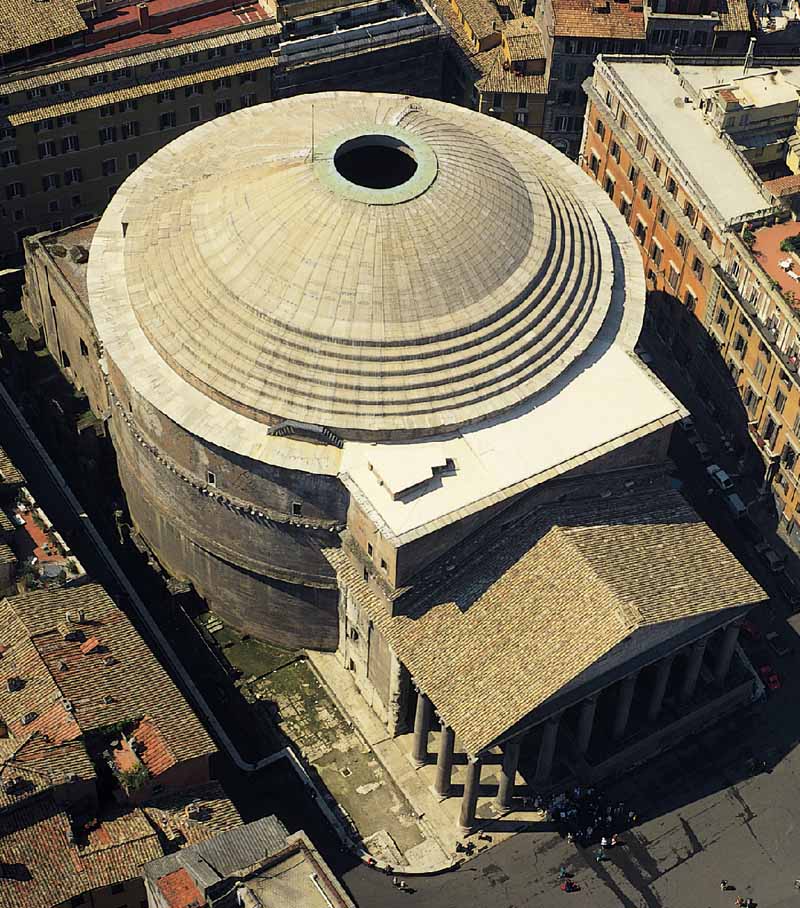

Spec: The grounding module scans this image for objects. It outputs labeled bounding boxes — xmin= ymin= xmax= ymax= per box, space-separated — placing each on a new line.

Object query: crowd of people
xmin=528 ymin=785 xmax=639 ymax=849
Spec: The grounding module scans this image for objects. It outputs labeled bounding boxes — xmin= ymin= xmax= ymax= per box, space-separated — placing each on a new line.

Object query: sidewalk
xmin=307 ymin=650 xmax=551 ymax=873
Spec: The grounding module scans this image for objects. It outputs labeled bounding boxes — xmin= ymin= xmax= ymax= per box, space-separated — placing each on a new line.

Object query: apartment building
xmin=580 ymin=55 xmax=800 ymax=543
xmin=0 ymin=0 xmax=443 ymax=263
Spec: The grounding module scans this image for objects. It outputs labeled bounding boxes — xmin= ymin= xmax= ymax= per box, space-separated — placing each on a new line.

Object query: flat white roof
xmin=342 ymin=346 xmax=681 ymax=542
xmin=605 ymin=59 xmax=781 ymax=223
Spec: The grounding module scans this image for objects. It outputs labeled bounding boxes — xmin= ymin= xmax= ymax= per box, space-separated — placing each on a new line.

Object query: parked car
xmin=765 ymin=630 xmax=792 ymax=657
xmin=725 ymin=493 xmax=748 ymax=519
xmin=779 ymin=576 xmax=800 ymax=610
xmin=706 ymin=464 xmax=734 ymax=491
xmin=738 ymin=517 xmax=763 ymax=545
xmin=694 ymin=441 xmax=713 ymax=463
xmin=741 ymin=619 xmax=761 ymax=641
xmin=758 ymin=664 xmax=782 ymax=691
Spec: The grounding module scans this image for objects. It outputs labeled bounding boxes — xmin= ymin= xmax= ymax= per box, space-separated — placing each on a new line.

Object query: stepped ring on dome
xmin=313 ymin=124 xmax=438 ymax=205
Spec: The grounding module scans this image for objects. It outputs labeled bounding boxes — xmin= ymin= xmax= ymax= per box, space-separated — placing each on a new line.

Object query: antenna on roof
xmin=743 ymin=36 xmax=755 ymax=76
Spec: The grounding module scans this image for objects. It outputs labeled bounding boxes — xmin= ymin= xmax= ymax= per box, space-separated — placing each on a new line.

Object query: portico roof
xmin=324 ymin=484 xmax=765 ymax=755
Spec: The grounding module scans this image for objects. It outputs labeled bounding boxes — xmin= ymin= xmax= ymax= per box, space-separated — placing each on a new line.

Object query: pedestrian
xmin=393 ymin=877 xmax=400 ymax=888
xmin=595 ymin=847 xmax=606 ymax=862
xmin=559 ymin=865 xmax=569 ymax=880
xmin=601 ymin=836 xmax=609 ymax=847
xmin=720 ymin=880 xmax=728 ymax=892
xmin=566 ymin=832 xmax=574 ymax=844
xmin=611 ymin=833 xmax=620 ymax=847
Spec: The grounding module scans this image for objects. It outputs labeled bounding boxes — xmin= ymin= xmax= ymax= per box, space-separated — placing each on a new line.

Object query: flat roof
xmin=602 ymin=58 xmax=782 ymax=223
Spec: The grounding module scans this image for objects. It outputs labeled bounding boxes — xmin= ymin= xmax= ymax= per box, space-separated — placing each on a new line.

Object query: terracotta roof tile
xmin=325 ymin=487 xmax=765 ymax=754
xmin=0 ymin=447 xmax=24 ymax=487
xmin=716 ymin=0 xmax=751 ymax=32
xmin=551 ymin=0 xmax=645 ymax=38
xmin=157 ymin=867 xmax=205 ymax=908
xmin=477 ymin=46 xmax=548 ymax=93
xmin=0 ymin=0 xmax=87 ymax=55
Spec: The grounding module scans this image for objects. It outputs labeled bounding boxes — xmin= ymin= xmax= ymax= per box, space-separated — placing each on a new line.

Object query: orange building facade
xmin=580 ymin=55 xmax=800 ymax=547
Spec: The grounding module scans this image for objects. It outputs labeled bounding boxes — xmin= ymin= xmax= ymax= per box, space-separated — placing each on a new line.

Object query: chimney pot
xmin=137 ymin=2 xmax=150 ymax=30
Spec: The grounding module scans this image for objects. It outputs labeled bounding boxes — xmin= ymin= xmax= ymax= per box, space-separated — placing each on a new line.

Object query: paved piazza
xmin=340 ymin=624 xmax=800 ymax=907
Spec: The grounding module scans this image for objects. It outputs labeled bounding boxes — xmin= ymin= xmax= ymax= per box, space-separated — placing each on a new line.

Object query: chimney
xmin=137 ymin=2 xmax=150 ymax=31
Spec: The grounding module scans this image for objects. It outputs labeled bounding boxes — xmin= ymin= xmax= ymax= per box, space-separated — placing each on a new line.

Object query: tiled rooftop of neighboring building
xmin=751 ymin=219 xmax=800 ymax=299
xmin=0 ymin=783 xmax=242 ymax=908
xmin=450 ymin=0 xmax=501 ymax=39
xmin=0 ymin=583 xmax=215 ymax=787
xmin=716 ymin=0 xmax=752 ymax=32
xmin=0 ymin=0 xmax=87 ymax=55
xmin=325 ymin=484 xmax=766 ymax=754
xmin=0 ymin=793 xmax=162 ymax=908
xmin=0 ymin=446 xmax=25 ymax=489
xmin=551 ymin=0 xmax=645 ymax=39
xmin=476 ymin=45 xmax=547 ymax=92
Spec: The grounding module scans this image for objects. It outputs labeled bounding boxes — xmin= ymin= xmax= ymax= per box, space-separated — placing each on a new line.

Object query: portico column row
xmin=679 ymin=638 xmax=707 ymax=704
xmin=434 ymin=721 xmax=456 ymax=797
xmin=458 ymin=756 xmax=482 ymax=833
xmin=535 ymin=713 xmax=561 ymax=784
xmin=647 ymin=654 xmax=674 ymax=722
xmin=411 ymin=689 xmax=432 ymax=768
xmin=495 ymin=736 xmax=521 ymax=811
xmin=612 ymin=672 xmax=638 ymax=740
xmin=575 ymin=695 xmax=598 ymax=755
xmin=714 ymin=621 xmax=741 ymax=684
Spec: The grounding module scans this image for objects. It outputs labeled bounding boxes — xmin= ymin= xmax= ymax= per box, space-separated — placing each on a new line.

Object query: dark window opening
xmin=79 ymin=338 xmax=88 ymax=357
xmin=291 ymin=501 xmax=302 ymax=517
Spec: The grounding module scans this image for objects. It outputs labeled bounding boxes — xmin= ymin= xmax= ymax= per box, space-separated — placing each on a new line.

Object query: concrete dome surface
xmin=91 ymin=93 xmax=628 ymax=439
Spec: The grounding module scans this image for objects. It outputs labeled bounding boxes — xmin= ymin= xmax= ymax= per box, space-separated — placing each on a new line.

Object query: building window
xmin=653 ymin=155 xmax=661 ymax=175
xmin=619 ymin=110 xmax=628 ymax=130
xmin=684 ymin=288 xmax=696 ymax=311
xmin=98 ymin=126 xmax=117 ymax=144
xmin=793 ymin=411 xmax=800 ymax=437
xmin=208 ymin=47 xmax=227 ymax=59
xmin=715 ymin=305 xmax=729 ymax=331
xmin=641 ymin=184 xmax=652 ymax=207
xmin=668 ymin=263 xmax=679 ymax=289
xmin=213 ymin=77 xmax=231 ymax=91
xmin=609 ymin=140 xmax=620 ymax=163
xmin=619 ymin=195 xmax=632 ymax=220
xmin=650 ymin=240 xmax=663 ymax=266
xmin=118 ymin=99 xmax=138 ymax=112
xmin=701 ymin=224 xmax=712 ymax=247
xmin=241 ymin=94 xmax=257 ymax=108
xmin=589 ymin=153 xmax=600 ymax=175
xmin=380 ymin=558 xmax=387 ymax=571
xmin=179 ymin=52 xmax=199 ymax=64
xmin=666 ymin=176 xmax=677 ymax=197
xmin=603 ymin=174 xmax=615 ymax=198
xmin=775 ymin=388 xmax=788 ymax=414
xmin=89 ymin=73 xmax=108 ymax=85
xmin=595 ymin=118 xmax=605 ymax=139
xmin=743 ymin=384 xmax=759 ymax=414
xmin=42 ymin=173 xmax=61 ymax=191
xmin=0 ymin=148 xmax=18 ymax=167
xmin=657 ymin=207 xmax=669 ymax=228
xmin=38 ymin=140 xmax=57 ymax=159
xmin=207 ymin=470 xmax=216 ymax=486
xmin=783 ymin=442 xmax=797 ymax=472
xmin=127 ymin=152 xmax=138 ymax=169
xmin=61 ymin=135 xmax=79 ymax=154
xmin=692 ymin=257 xmax=704 ymax=282
xmin=291 ymin=501 xmax=302 ymax=517
xmin=150 ymin=60 xmax=170 ymax=73
xmin=190 ymin=106 xmax=201 ymax=122
xmin=79 ymin=338 xmax=89 ymax=357
xmin=684 ymin=200 xmax=695 ymax=221
xmin=159 ymin=111 xmax=177 ymax=130
xmin=518 ymin=92 xmax=528 ymax=109
xmin=349 ymin=627 xmax=359 ymax=641
xmin=185 ymin=84 xmax=204 ymax=98
xmin=733 ymin=333 xmax=747 ymax=355
xmin=754 ymin=359 xmax=767 ymax=384
xmin=635 ymin=218 xmax=647 ymax=245
xmin=6 ymin=181 xmax=25 ymax=199
xmin=121 ymin=121 xmax=140 ymax=139
xmin=215 ymin=100 xmax=232 ymax=116
xmin=627 ymin=163 xmax=637 ymax=184
xmin=238 ymin=72 xmax=257 ymax=85
xmin=675 ymin=231 xmax=686 ymax=254
xmin=514 ymin=112 xmax=529 ymax=126
xmin=64 ymin=167 xmax=82 ymax=185
xmin=367 ymin=543 xmax=373 ymax=556
xmin=99 ymin=103 xmax=115 ymax=118
xmin=636 ymin=133 xmax=646 ymax=154
xmin=157 ymin=90 xmax=175 ymax=103
xmin=101 ymin=158 xmax=117 ymax=177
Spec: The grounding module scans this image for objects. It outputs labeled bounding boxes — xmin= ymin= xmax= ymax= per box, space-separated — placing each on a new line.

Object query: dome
xmin=90 ymin=93 xmax=627 ymax=440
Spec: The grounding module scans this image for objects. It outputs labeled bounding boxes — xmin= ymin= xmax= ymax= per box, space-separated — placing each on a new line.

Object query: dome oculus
xmin=334 ymin=134 xmax=418 ymax=190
